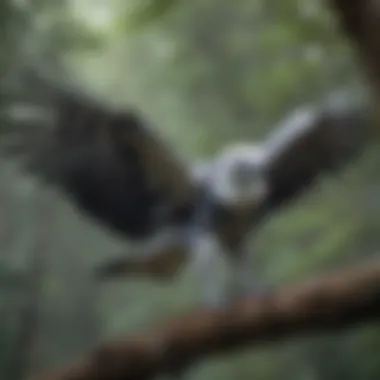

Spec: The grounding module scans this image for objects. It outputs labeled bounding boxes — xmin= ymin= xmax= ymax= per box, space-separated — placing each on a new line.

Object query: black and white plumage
xmin=1 ymin=70 xmax=370 ymax=305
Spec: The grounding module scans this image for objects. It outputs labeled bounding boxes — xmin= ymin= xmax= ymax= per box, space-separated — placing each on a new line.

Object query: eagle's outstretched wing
xmin=261 ymin=99 xmax=370 ymax=214
xmin=1 ymin=69 xmax=197 ymax=239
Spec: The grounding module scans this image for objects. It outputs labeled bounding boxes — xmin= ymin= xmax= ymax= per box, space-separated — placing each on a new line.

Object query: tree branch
xmin=33 ymin=259 xmax=380 ymax=380
xmin=329 ymin=0 xmax=380 ymax=99
xmin=95 ymin=244 xmax=186 ymax=282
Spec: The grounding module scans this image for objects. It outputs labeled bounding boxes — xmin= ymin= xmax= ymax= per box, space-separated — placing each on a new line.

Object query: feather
xmin=1 ymin=68 xmax=197 ymax=239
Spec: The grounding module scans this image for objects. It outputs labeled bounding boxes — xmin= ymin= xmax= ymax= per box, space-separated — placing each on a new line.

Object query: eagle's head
xmin=210 ymin=143 xmax=268 ymax=208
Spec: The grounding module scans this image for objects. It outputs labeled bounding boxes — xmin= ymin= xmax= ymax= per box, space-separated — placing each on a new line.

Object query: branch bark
xmin=33 ymin=259 xmax=380 ymax=380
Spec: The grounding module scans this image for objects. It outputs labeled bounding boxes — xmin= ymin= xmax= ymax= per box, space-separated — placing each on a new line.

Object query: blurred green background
xmin=0 ymin=1 xmax=379 ymax=379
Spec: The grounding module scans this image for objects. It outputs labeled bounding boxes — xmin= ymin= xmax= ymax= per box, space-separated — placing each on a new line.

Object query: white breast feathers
xmin=209 ymin=143 xmax=268 ymax=208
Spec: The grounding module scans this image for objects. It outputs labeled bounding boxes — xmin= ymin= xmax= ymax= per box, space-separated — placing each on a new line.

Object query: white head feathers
xmin=209 ymin=143 xmax=268 ymax=208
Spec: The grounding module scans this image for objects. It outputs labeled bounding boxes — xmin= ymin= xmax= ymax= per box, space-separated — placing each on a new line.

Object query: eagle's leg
xmin=191 ymin=231 xmax=229 ymax=308
xmin=187 ymin=194 xmax=233 ymax=308
xmin=229 ymin=242 xmax=273 ymax=301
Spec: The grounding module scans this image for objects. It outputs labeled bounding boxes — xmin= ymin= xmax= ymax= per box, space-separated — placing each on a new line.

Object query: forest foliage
xmin=0 ymin=1 xmax=379 ymax=379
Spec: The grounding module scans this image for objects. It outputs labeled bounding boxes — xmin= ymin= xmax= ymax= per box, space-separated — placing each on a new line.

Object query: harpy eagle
xmin=1 ymin=69 xmax=370 ymax=306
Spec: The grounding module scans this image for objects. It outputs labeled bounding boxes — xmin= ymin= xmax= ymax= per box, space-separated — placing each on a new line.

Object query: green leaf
xmin=119 ymin=0 xmax=180 ymax=32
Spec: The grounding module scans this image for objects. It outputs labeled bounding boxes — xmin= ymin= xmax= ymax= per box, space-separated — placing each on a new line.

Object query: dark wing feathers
xmin=1 ymin=71 xmax=196 ymax=239
xmin=262 ymin=101 xmax=369 ymax=211
xmin=1 ymin=65 xmax=370 ymax=242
